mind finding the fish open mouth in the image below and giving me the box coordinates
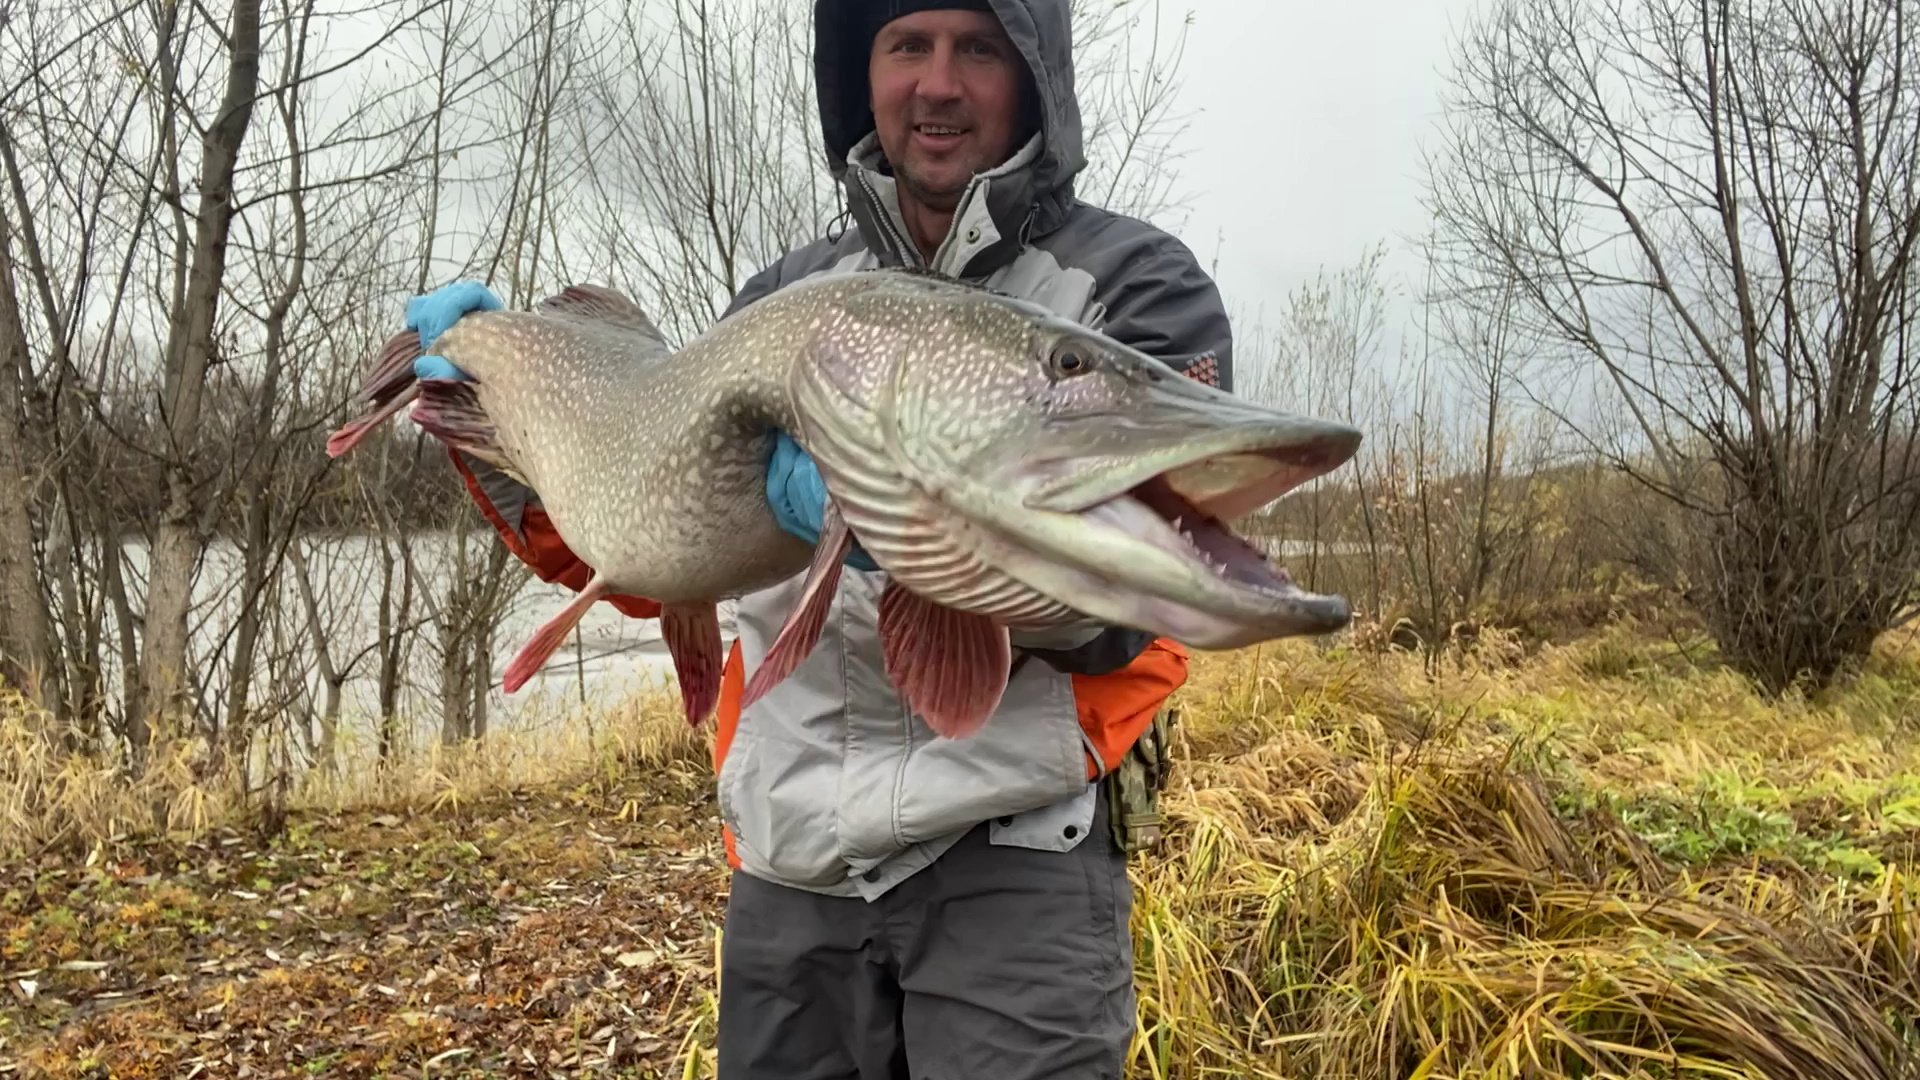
[1130,474,1297,594]
[1066,441,1358,640]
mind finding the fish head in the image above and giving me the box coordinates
[789,271,1364,650]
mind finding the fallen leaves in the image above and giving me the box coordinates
[1,773,729,1078]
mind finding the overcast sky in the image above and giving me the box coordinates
[1163,0,1487,359]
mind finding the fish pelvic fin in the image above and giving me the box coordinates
[325,330,423,458]
[740,502,853,711]
[877,581,1010,740]
[504,574,612,693]
[662,601,724,727]
[539,284,670,353]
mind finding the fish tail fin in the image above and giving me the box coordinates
[326,330,424,458]
[412,377,514,474]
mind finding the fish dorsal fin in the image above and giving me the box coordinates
[863,263,1016,302]
[877,580,1010,739]
[539,284,669,350]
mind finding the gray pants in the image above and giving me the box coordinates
[715,789,1135,1079]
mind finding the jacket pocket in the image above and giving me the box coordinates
[716,722,753,834]
[890,665,1092,848]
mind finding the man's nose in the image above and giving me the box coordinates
[915,43,963,102]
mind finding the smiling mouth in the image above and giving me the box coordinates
[914,124,967,138]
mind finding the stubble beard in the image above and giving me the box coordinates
[894,157,974,214]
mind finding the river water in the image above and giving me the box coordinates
[98,532,736,757]
[91,529,1357,762]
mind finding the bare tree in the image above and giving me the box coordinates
[135,0,268,755]
[1237,244,1393,612]
[1426,261,1545,619]
[0,207,50,711]
[216,0,317,771]
[1071,0,1197,225]
[568,0,839,343]
[1423,0,1920,691]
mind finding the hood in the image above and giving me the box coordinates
[812,0,1087,255]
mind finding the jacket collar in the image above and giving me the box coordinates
[839,130,1048,278]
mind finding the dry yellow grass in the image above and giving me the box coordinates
[0,682,714,860]
[5,618,1918,1078]
[0,695,235,857]
[1126,622,1920,1079]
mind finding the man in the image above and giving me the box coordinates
[409,1,1234,1075]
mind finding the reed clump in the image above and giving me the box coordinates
[1128,624,1920,1079]
[6,620,1918,1078]
[0,689,238,859]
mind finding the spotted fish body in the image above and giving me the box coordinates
[327,268,1366,738]
[430,289,815,606]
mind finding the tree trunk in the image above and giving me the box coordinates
[136,0,266,760]
[100,529,143,753]
[223,0,315,770]
[0,209,52,712]
[288,543,341,777]
[374,527,417,763]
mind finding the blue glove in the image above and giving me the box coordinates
[767,431,878,571]
[408,281,501,348]
[406,280,502,381]
[415,354,470,381]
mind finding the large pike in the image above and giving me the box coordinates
[326,268,1362,737]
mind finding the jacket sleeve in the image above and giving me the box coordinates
[1094,232,1235,391]
[720,255,791,319]
[1017,229,1236,676]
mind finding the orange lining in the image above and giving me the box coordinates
[449,449,661,619]
[715,640,746,871]
[1072,638,1189,779]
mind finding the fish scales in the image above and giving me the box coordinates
[433,291,816,605]
[327,267,1367,737]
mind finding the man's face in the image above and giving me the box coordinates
[869,9,1025,213]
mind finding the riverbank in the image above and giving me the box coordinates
[4,618,1917,1078]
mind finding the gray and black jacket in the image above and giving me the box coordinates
[709,0,1235,898]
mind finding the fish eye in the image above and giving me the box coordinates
[1048,341,1096,379]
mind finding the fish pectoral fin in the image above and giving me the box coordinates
[877,581,1010,740]
[504,574,612,693]
[739,503,853,711]
[661,601,724,727]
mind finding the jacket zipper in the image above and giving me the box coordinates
[854,170,919,267]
